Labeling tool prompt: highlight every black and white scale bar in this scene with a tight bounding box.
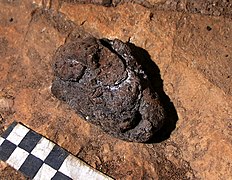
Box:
[0,122,113,180]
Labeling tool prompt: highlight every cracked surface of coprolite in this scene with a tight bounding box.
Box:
[51,37,165,142]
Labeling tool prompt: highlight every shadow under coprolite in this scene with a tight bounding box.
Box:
[127,43,178,143]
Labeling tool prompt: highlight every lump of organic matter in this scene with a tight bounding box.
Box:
[51,36,166,142]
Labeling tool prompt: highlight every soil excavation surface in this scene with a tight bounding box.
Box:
[0,0,231,179]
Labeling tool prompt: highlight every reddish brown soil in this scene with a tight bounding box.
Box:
[0,0,231,179]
